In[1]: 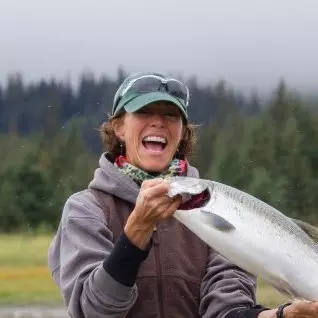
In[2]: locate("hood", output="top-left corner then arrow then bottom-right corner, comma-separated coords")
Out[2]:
88,153 -> 199,204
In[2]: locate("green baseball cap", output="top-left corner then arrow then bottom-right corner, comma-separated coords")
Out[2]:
112,72 -> 189,121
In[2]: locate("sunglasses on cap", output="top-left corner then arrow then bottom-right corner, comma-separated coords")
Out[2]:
112,74 -> 190,115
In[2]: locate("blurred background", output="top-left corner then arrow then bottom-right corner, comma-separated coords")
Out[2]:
0,0 -> 317,316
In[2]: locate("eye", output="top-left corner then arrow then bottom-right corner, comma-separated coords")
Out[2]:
166,113 -> 178,117
164,111 -> 181,120
136,109 -> 148,115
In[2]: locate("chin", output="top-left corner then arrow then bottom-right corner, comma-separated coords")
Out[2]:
140,159 -> 170,173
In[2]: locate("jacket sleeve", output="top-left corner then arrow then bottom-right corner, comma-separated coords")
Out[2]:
48,191 -> 138,318
199,248 -> 258,318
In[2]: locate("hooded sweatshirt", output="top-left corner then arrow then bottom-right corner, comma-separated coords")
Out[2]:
48,153 -> 261,318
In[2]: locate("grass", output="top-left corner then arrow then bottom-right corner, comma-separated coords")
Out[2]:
0,234 -> 288,308
0,234 -> 63,305
257,278 -> 289,308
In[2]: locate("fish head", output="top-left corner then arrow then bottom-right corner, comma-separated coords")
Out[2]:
169,177 -> 236,232
167,176 -> 210,197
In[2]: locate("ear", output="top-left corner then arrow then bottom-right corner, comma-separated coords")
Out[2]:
111,117 -> 125,141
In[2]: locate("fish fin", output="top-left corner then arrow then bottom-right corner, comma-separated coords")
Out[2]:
200,209 -> 236,232
290,217 -> 318,242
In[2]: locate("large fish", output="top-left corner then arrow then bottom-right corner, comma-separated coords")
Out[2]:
167,176 -> 318,301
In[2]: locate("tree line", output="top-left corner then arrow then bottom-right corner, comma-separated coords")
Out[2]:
0,69 -> 317,232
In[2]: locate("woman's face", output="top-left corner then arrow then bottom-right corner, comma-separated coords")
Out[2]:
113,101 -> 184,172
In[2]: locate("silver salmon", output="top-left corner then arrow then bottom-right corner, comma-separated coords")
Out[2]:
167,176 -> 318,301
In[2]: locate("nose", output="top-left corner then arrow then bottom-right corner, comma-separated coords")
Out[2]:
149,113 -> 165,127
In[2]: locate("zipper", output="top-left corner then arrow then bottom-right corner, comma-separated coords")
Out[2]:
153,228 -> 165,318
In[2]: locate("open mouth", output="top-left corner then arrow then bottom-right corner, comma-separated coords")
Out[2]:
142,136 -> 167,152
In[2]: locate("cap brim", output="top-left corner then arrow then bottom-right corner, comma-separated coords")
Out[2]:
123,92 -> 188,121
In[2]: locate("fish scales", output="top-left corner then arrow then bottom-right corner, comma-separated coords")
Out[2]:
167,176 -> 318,301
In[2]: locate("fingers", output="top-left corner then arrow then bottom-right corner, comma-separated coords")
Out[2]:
134,178 -> 181,225
140,178 -> 166,190
297,301 -> 318,316
162,195 -> 182,219
139,180 -> 170,201
284,301 -> 318,317
137,179 -> 167,208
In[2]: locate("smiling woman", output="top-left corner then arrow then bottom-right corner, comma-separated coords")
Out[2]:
47,72 -> 316,318
47,72 -> 261,318
100,101 -> 196,173
110,102 -> 184,172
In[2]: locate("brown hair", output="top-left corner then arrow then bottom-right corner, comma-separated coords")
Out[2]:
99,115 -> 197,160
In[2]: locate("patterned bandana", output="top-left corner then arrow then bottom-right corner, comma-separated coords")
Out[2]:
114,155 -> 210,210
114,155 -> 187,185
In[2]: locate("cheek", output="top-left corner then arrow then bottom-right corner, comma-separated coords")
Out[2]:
123,118 -> 140,140
173,123 -> 184,143
123,120 -> 144,151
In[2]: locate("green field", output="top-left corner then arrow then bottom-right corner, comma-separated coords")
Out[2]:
0,234 -> 288,308
0,234 -> 62,305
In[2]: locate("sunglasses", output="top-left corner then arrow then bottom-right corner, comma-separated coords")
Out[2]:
113,75 -> 190,115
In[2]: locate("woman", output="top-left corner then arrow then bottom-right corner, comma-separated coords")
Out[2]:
48,72 -> 318,318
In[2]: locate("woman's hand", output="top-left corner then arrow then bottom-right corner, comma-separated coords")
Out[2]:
259,301 -> 318,317
283,301 -> 318,317
124,178 -> 181,249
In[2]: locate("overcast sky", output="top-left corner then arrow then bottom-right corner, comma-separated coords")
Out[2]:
1,0 -> 317,93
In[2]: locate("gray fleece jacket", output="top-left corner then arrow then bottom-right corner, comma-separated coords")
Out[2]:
47,153 -> 258,318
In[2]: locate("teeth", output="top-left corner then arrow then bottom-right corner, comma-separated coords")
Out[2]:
143,136 -> 167,144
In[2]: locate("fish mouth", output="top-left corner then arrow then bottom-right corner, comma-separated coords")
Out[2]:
179,189 -> 211,210
169,178 -> 211,199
